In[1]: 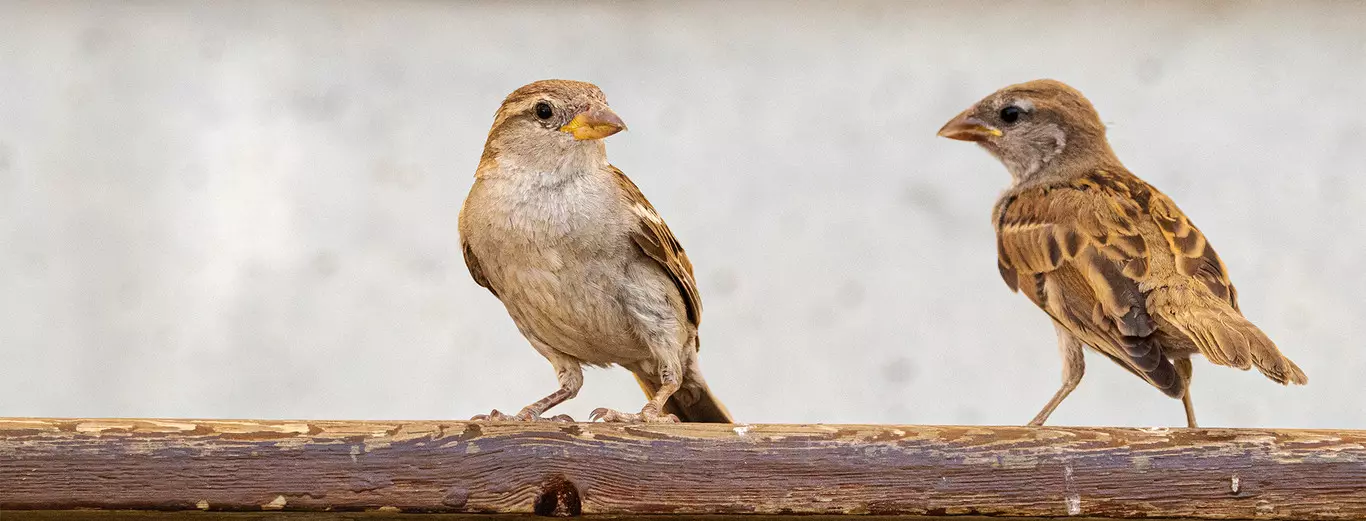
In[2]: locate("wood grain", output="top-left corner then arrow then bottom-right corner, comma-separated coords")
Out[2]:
0,513 -> 1213,521
0,514 -> 1213,521
1,419 -> 1363,519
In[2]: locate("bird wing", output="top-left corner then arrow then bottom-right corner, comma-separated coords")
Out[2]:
461,235 -> 498,298
994,171 -> 1180,396
610,165 -> 702,328
1142,186 -> 1303,383
1146,190 -> 1239,310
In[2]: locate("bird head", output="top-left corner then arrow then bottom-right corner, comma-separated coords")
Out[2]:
938,79 -> 1114,181
482,79 -> 626,171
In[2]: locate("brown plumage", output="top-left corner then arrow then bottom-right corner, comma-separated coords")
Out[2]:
460,80 -> 730,423
939,79 -> 1306,427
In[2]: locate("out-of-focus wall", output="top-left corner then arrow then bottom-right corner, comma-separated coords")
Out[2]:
1,1 -> 1362,427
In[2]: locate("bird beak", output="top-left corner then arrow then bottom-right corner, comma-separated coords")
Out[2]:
560,104 -> 627,140
937,111 -> 1002,142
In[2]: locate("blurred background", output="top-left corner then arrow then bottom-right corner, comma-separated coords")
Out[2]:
1,1 -> 1362,428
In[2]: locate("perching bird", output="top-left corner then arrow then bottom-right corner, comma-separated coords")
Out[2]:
937,79 -> 1306,427
459,79 -> 731,423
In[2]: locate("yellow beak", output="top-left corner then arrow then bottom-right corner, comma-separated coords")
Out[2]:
937,110 -> 1002,142
560,104 -> 627,140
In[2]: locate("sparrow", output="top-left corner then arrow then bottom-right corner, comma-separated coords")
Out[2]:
937,79 -> 1306,427
458,79 -> 731,423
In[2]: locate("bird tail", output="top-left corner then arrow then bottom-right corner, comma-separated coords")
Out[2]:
634,370 -> 732,423
1158,294 -> 1306,385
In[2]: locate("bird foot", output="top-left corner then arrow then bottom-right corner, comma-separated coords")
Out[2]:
589,407 -> 679,423
470,409 -> 574,422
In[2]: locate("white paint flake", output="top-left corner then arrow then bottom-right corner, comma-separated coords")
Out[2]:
262,495 -> 287,510
1063,464 -> 1081,515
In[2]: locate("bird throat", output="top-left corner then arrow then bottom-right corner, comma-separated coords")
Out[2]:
998,124 -> 1068,183
486,138 -> 608,185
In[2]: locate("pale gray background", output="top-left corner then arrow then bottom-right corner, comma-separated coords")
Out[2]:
0,1 -> 1361,428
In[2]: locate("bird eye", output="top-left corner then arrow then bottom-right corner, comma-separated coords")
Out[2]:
999,105 -> 1023,124
534,102 -> 554,120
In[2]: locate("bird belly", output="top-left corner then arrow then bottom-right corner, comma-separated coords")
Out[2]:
463,171 -> 658,366
495,252 -> 653,367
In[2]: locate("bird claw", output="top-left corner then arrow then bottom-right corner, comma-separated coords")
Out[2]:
589,407 -> 680,424
470,409 -> 517,421
470,409 -> 575,422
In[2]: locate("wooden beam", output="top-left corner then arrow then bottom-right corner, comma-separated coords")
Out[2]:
1,419 -> 1363,519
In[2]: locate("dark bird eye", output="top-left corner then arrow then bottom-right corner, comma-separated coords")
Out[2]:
534,102 -> 553,120
1000,105 -> 1023,124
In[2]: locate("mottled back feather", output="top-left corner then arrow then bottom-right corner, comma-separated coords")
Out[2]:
993,168 -> 1307,395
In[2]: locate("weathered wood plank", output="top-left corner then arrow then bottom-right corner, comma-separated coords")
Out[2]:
0,513 -> 1207,521
0,513 -> 1201,521
0,419 -> 1362,519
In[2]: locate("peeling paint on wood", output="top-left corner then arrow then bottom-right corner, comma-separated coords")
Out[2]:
0,513 -> 1221,520
0,419 -> 1363,519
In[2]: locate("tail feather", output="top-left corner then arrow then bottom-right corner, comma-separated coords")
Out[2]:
1241,319 -> 1308,385
1162,298 -> 1306,386
634,373 -> 732,423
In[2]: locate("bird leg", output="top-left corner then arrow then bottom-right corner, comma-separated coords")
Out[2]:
1029,324 -> 1086,426
591,368 -> 681,423
472,361 -> 582,422
1176,358 -> 1198,428
471,391 -> 575,422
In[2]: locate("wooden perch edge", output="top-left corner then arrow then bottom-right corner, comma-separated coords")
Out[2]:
0,419 -> 1363,520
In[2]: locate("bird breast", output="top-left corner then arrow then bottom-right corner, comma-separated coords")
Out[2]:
462,167 -> 649,363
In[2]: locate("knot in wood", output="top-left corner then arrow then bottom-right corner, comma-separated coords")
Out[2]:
534,474 -> 581,517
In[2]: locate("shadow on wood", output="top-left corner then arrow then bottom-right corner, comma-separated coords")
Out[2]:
1,419 -> 1363,519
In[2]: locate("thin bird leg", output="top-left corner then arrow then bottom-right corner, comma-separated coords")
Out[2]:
1029,324 -> 1086,426
1176,358 -> 1198,428
473,361 -> 582,422
591,368 -> 682,424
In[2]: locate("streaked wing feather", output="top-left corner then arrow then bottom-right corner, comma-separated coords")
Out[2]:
1149,193 -> 1240,310
995,173 -> 1178,396
461,237 -> 497,297
610,166 -> 702,327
